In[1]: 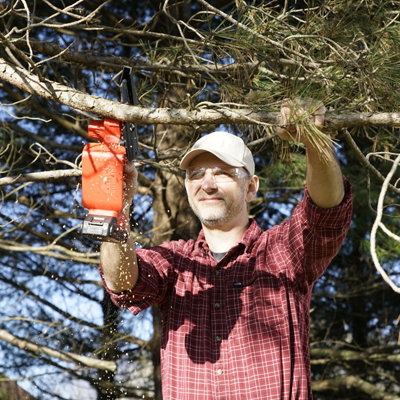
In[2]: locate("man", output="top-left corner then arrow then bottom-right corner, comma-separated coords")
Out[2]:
100,100 -> 353,399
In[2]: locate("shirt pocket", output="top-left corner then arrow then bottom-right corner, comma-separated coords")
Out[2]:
233,271 -> 284,338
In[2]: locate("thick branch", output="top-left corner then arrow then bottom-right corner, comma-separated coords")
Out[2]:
2,58 -> 400,128
0,169 -> 81,186
312,376 -> 400,400
0,168 -> 153,193
0,328 -> 116,372
311,348 -> 400,364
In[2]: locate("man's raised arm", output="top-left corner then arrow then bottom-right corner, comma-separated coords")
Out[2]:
277,99 -> 345,208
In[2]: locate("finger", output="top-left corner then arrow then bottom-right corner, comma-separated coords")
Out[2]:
124,160 -> 137,175
312,103 -> 326,128
314,114 -> 325,129
123,162 -> 137,192
277,103 -> 297,139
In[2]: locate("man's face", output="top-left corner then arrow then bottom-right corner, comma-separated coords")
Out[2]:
185,153 -> 258,229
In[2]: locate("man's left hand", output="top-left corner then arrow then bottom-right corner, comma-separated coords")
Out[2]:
276,98 -> 326,146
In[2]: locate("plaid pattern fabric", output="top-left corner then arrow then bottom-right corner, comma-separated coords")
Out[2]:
102,179 -> 352,400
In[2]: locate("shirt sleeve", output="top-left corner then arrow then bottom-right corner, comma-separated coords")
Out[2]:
100,243 -> 178,315
288,176 -> 353,286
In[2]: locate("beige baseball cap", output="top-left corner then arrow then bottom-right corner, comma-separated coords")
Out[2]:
179,131 -> 255,175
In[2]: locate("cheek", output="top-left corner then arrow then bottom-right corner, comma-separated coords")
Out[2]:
185,181 -> 197,200
239,184 -> 251,203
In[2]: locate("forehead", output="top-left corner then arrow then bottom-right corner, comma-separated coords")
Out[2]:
187,152 -> 231,169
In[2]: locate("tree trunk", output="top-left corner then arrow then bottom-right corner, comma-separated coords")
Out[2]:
97,290 -> 119,400
148,88 -> 200,399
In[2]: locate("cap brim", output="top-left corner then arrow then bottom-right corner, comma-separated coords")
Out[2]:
180,149 -> 246,170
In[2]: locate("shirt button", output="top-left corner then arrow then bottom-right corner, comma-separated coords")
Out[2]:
216,369 -> 223,375
214,302 -> 221,309
215,269 -> 220,276
216,335 -> 222,342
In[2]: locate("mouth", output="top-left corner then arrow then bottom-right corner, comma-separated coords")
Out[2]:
199,197 -> 223,203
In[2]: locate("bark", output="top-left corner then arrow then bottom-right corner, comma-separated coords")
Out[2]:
1,58 -> 400,128
0,376 -> 37,400
149,305 -> 163,400
96,291 -> 120,400
147,88 -> 201,399
0,169 -> 82,186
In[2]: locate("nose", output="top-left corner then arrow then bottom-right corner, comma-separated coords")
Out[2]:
201,170 -> 218,191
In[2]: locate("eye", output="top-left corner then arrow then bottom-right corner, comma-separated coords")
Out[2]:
187,168 -> 205,180
214,167 -> 235,178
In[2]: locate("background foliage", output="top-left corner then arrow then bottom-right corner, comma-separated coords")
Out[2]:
0,1 -> 399,399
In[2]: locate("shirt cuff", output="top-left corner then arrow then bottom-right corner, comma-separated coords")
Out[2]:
303,177 -> 353,229
99,264 -> 144,315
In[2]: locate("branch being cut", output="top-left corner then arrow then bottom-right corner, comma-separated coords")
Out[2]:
1,58 -> 400,128
0,166 -> 154,190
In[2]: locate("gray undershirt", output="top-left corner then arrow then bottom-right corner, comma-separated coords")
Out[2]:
211,251 -> 227,262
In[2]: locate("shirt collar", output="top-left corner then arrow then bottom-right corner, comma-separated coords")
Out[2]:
193,219 -> 262,255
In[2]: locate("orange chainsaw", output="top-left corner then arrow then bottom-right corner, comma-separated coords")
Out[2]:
81,66 -> 138,242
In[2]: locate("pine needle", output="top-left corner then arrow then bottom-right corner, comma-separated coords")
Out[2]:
285,101 -> 337,163
297,121 -> 336,163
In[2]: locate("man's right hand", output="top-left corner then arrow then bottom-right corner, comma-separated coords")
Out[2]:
122,161 -> 138,217
101,161 -> 139,292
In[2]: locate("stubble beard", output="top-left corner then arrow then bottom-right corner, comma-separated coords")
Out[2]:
189,192 -> 246,229
193,204 -> 230,228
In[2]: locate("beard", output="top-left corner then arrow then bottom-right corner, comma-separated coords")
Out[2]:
192,203 -> 230,228
188,191 -> 247,229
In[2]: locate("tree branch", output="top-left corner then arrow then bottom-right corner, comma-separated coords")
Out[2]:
312,375 -> 400,400
2,58 -> 400,128
0,239 -> 99,264
369,153 -> 400,294
0,167 -> 153,192
342,130 -> 400,195
23,39 -> 260,76
311,347 -> 400,364
0,329 -> 116,372
0,169 -> 81,186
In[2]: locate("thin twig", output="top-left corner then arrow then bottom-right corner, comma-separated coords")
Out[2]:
369,153 -> 400,294
342,129 -> 400,194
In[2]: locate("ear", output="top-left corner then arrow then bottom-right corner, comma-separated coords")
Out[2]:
245,175 -> 259,203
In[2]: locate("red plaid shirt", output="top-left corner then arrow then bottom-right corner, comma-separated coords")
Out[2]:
102,180 -> 352,400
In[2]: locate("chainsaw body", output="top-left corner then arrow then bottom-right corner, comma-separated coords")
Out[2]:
81,119 -> 128,241
81,66 -> 138,242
